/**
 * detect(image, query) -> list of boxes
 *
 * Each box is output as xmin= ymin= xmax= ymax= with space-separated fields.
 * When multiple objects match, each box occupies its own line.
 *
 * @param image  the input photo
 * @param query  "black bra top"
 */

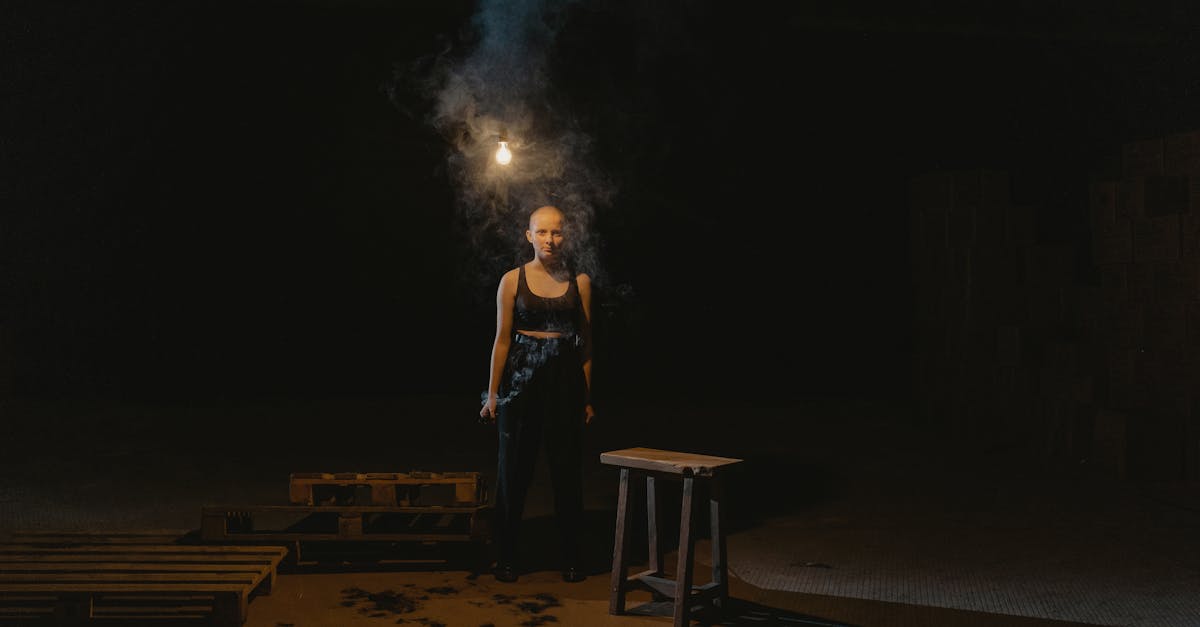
xmin=513 ymin=264 xmax=581 ymax=334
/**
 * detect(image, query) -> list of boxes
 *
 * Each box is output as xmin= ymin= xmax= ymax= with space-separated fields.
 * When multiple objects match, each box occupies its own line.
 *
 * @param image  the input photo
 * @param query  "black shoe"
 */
xmin=493 ymin=563 xmax=518 ymax=583
xmin=561 ymin=567 xmax=586 ymax=583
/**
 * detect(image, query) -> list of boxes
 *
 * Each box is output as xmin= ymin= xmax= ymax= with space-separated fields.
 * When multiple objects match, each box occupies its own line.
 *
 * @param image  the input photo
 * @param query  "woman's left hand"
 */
xmin=584 ymin=403 xmax=595 ymax=425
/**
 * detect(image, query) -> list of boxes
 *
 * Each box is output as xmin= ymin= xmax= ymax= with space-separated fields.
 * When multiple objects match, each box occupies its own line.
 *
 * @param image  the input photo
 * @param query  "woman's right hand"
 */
xmin=479 ymin=396 xmax=497 ymax=424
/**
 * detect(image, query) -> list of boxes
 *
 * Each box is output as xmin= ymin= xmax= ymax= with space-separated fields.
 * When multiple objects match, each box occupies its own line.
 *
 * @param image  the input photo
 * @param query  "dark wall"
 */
xmin=5 ymin=0 xmax=1200 ymax=404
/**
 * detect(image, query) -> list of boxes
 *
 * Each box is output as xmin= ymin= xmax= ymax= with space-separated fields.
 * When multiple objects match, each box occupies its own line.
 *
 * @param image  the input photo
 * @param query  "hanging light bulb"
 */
xmin=495 ymin=140 xmax=512 ymax=165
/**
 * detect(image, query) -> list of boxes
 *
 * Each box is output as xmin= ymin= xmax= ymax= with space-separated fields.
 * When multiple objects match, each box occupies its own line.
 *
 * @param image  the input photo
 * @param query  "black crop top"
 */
xmin=513 ymin=264 xmax=581 ymax=334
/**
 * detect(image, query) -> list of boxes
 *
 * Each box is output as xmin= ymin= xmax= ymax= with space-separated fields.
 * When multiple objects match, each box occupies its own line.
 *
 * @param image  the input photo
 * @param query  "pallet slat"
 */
xmin=3 ymin=530 xmax=192 ymax=542
xmin=0 ymin=545 xmax=287 ymax=555
xmin=289 ymin=470 xmax=487 ymax=506
xmin=0 ymin=583 xmax=248 ymax=593
xmin=200 ymin=504 xmax=491 ymax=543
xmin=1 ymin=563 xmax=271 ymax=573
xmin=0 ymin=574 xmax=260 ymax=584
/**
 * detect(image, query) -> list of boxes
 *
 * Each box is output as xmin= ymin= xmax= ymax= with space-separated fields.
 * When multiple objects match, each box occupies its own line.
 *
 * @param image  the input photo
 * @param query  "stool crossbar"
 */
xmin=601 ymin=447 xmax=743 ymax=626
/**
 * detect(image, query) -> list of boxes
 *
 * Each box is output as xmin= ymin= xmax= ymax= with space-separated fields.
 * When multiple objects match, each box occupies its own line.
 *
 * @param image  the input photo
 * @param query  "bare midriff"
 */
xmin=516 ymin=329 xmax=566 ymax=339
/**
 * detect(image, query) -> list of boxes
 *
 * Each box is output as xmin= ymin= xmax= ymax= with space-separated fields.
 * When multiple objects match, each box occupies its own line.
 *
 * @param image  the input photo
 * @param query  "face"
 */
xmin=526 ymin=206 xmax=565 ymax=262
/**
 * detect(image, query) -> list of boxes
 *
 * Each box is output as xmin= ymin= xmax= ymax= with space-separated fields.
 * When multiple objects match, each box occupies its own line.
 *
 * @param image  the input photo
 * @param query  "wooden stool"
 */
xmin=602 ymin=447 xmax=743 ymax=626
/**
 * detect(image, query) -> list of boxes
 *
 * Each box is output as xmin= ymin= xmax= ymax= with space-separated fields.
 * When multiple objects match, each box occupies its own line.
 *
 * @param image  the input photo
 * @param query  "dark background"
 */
xmin=4 ymin=0 xmax=1199 ymax=406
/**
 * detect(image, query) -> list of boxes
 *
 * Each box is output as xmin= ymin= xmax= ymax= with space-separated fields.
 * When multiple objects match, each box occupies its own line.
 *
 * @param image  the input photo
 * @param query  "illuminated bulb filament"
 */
xmin=495 ymin=141 xmax=512 ymax=165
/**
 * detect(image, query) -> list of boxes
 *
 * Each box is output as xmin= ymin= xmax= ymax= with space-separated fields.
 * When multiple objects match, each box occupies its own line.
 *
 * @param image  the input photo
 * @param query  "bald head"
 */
xmin=525 ymin=205 xmax=568 ymax=264
xmin=529 ymin=205 xmax=564 ymax=229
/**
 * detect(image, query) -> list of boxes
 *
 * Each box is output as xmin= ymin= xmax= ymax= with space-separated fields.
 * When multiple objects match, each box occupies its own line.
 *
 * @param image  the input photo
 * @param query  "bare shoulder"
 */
xmin=575 ymin=273 xmax=592 ymax=302
xmin=498 ymin=268 xmax=520 ymax=296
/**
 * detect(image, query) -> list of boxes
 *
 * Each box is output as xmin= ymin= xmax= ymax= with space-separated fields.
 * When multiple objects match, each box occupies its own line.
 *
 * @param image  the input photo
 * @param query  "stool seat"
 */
xmin=602 ymin=447 xmax=743 ymax=626
xmin=600 ymin=447 xmax=744 ymax=477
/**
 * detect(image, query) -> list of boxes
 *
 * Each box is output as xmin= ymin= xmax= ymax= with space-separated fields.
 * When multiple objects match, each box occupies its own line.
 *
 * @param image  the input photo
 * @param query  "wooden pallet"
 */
xmin=288 ymin=471 xmax=487 ymax=507
xmin=0 ymin=531 xmax=286 ymax=626
xmin=201 ymin=504 xmax=493 ymax=571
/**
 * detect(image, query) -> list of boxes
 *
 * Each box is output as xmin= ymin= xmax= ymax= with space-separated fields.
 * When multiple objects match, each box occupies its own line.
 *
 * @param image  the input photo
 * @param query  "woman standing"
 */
xmin=480 ymin=205 xmax=594 ymax=583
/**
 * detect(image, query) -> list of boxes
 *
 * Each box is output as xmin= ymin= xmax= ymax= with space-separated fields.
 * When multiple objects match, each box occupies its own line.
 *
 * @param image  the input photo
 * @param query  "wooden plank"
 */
xmin=0 ymin=574 xmax=259 ymax=584
xmin=289 ymin=472 xmax=485 ymax=504
xmin=0 ymin=584 xmax=249 ymax=593
xmin=96 ymin=606 xmax=211 ymax=614
xmin=195 ymin=532 xmax=477 ymax=543
xmin=4 ymin=530 xmax=192 ymax=545
xmin=1 ymin=563 xmax=268 ymax=573
xmin=628 ymin=573 xmax=718 ymax=601
xmin=96 ymin=594 xmax=212 ymax=602
xmin=631 ymin=573 xmax=677 ymax=598
xmin=599 ymin=448 xmax=743 ymax=476
xmin=0 ymin=545 xmax=287 ymax=557
xmin=290 ymin=473 xmax=486 ymax=506
xmin=0 ymin=594 xmax=57 ymax=602
xmin=200 ymin=507 xmax=489 ymax=540
xmin=291 ymin=471 xmax=481 ymax=480
xmin=290 ymin=476 xmax=481 ymax=486
xmin=0 ymin=554 xmax=280 ymax=564
xmin=205 ymin=504 xmax=487 ymax=514
xmin=97 ymin=607 xmax=210 ymax=614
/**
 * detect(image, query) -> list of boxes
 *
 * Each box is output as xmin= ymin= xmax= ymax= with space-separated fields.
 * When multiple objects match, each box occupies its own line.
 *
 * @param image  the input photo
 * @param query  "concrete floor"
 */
xmin=1 ymin=394 xmax=1197 ymax=626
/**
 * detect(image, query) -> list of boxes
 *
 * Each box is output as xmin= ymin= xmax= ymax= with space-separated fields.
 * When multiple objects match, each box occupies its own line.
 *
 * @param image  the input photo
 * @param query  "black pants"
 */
xmin=493 ymin=334 xmax=586 ymax=568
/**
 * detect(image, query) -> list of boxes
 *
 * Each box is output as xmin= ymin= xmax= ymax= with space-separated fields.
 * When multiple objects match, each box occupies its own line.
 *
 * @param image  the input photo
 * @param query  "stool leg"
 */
xmin=609 ymin=467 xmax=634 ymax=615
xmin=673 ymin=475 xmax=696 ymax=627
xmin=647 ymin=474 xmax=664 ymax=576
xmin=710 ymin=476 xmax=728 ymax=612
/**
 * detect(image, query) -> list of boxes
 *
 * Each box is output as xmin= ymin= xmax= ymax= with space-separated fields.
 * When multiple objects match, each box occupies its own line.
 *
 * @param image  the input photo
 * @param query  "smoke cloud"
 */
xmin=389 ymin=0 xmax=613 ymax=299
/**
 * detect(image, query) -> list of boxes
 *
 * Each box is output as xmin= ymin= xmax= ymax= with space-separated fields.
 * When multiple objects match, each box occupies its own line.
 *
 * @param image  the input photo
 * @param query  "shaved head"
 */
xmin=529 ymin=205 xmax=564 ymax=229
